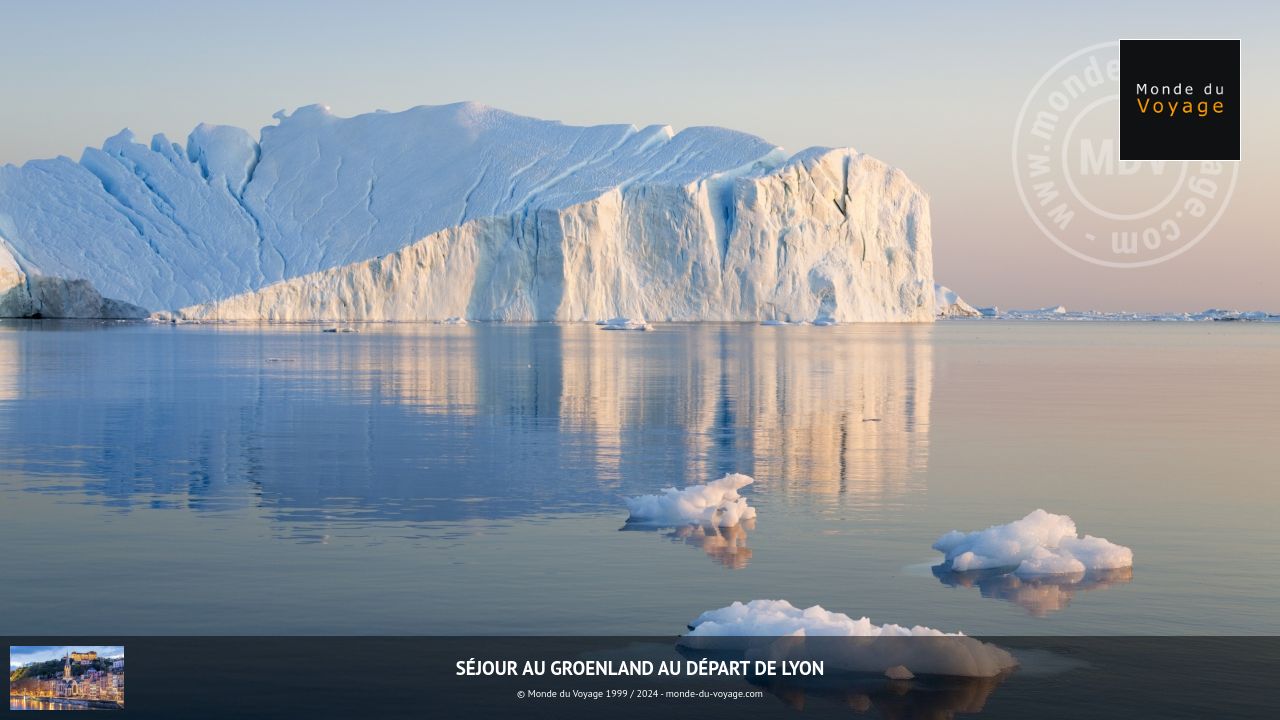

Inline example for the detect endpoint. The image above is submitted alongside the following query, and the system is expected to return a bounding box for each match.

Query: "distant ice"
[933,509,1133,577]
[624,473,756,527]
[438,317,468,325]
[974,305,1278,322]
[679,599,1017,677]
[599,317,652,331]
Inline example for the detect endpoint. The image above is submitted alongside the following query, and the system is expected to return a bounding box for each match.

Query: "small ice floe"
[438,317,468,325]
[933,509,1133,577]
[884,665,915,680]
[322,326,358,333]
[624,473,756,527]
[599,317,652,331]
[812,317,837,326]
[679,599,1017,678]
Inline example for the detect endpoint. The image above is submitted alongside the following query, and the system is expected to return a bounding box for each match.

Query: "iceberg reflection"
[932,565,1135,616]
[0,323,932,539]
[751,671,1008,718]
[621,519,755,570]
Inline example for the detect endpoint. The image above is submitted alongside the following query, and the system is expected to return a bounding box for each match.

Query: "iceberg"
[679,599,1017,678]
[932,509,1133,577]
[934,283,980,318]
[0,103,934,322]
[624,473,757,527]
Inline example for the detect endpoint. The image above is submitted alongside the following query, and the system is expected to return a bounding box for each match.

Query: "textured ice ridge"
[0,102,934,321]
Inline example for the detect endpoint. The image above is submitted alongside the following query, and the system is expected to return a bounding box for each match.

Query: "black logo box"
[1120,39,1240,161]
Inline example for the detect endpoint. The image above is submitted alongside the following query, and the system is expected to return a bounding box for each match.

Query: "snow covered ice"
[0,103,935,321]
[1,236,147,318]
[679,599,1017,678]
[598,317,652,331]
[624,473,757,527]
[934,284,980,318]
[932,509,1133,576]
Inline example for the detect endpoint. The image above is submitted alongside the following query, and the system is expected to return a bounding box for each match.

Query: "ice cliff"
[0,102,934,321]
[1,236,146,318]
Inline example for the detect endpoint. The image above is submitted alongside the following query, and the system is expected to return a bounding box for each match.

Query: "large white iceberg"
[624,473,757,527]
[932,509,1133,576]
[0,103,935,321]
[679,599,1017,678]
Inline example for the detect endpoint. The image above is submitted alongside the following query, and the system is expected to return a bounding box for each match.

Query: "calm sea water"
[0,321,1276,636]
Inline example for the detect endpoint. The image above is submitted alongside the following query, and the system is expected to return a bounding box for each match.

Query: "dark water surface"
[1,321,1276,635]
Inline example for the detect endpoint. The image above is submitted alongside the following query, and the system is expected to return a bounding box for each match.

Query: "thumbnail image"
[9,647,124,711]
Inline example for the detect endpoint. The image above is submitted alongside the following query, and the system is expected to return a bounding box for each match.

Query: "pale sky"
[1,0,1275,311]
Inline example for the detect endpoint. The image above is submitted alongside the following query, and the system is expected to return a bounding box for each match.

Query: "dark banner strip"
[7,637,1279,718]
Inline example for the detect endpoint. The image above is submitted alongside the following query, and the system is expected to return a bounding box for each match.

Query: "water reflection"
[620,519,755,570]
[932,565,1135,616]
[0,324,932,540]
[752,672,1008,719]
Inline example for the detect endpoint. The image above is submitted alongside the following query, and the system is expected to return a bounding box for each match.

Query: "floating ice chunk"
[686,599,967,639]
[933,509,1133,577]
[439,317,468,325]
[680,599,1017,678]
[624,473,756,527]
[599,317,652,331]
[812,317,837,326]
[885,665,915,680]
[322,326,358,333]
